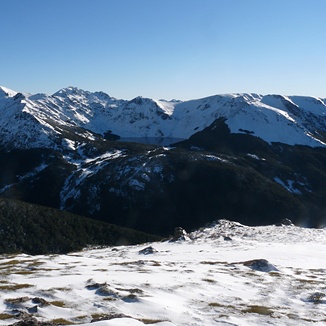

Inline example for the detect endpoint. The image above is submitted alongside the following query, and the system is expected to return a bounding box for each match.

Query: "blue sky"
[1,0,326,100]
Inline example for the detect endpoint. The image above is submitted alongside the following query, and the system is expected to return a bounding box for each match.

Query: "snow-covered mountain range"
[1,85,326,150]
[1,85,326,234]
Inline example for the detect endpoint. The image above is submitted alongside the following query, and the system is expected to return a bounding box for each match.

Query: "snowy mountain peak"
[158,98,182,103]
[0,85,17,98]
[128,96,155,106]
[91,90,114,101]
[0,85,326,149]
[289,95,326,115]
[52,87,118,105]
[52,86,90,98]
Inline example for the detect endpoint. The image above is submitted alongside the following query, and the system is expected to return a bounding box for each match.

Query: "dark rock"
[27,306,38,314]
[95,285,120,298]
[138,246,157,255]
[11,317,56,326]
[12,311,30,319]
[306,292,326,304]
[85,280,119,297]
[85,281,107,290]
[122,293,140,302]
[243,259,279,272]
[31,298,49,307]
[224,236,232,241]
[275,218,294,226]
[170,227,188,241]
[281,218,293,225]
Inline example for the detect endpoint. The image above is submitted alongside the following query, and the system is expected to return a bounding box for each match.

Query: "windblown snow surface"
[0,220,325,325]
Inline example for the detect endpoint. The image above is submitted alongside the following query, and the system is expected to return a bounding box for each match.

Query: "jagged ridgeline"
[0,86,326,242]
[0,197,161,255]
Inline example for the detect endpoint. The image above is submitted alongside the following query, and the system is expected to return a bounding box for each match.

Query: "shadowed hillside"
[0,197,161,255]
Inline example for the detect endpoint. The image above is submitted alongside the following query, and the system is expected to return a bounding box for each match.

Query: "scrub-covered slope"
[0,197,160,254]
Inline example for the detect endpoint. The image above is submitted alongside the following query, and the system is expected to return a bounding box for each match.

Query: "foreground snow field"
[0,220,325,326]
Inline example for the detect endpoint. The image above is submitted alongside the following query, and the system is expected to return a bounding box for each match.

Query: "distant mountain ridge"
[0,85,326,150]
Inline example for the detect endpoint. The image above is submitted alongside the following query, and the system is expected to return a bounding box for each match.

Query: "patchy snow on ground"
[0,220,325,326]
[273,177,303,195]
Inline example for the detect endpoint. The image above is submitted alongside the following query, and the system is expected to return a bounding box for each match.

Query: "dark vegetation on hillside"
[86,148,304,235]
[174,118,326,227]
[0,197,160,255]
[0,118,325,246]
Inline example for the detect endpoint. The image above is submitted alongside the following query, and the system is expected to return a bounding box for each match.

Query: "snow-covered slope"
[0,220,325,326]
[0,86,17,98]
[170,93,326,146]
[0,86,326,149]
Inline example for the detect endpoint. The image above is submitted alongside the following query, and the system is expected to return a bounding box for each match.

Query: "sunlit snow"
[0,221,325,326]
[1,86,326,149]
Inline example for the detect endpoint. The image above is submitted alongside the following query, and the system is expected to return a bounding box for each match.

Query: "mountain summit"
[0,85,17,98]
[0,86,325,150]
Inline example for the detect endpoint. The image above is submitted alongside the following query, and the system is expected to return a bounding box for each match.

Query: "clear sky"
[1,0,326,100]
